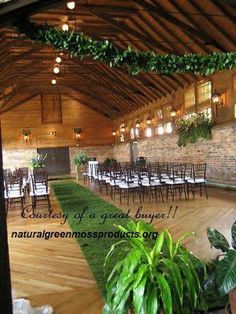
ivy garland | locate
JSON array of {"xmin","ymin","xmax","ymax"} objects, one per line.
[
  {"xmin": 176, "ymin": 112, "xmax": 214, "ymax": 147},
  {"xmin": 18, "ymin": 21, "xmax": 236, "ymax": 76}
]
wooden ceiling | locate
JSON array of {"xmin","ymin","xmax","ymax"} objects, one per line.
[{"xmin": 0, "ymin": 0, "xmax": 236, "ymax": 118}]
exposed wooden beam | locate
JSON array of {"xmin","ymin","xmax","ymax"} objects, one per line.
[
  {"xmin": 130, "ymin": 0, "xmax": 226, "ymax": 51},
  {"xmin": 89, "ymin": 9, "xmax": 173, "ymax": 54}
]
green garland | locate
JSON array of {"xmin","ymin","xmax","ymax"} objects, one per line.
[
  {"xmin": 176, "ymin": 112, "xmax": 214, "ymax": 146},
  {"xmin": 18, "ymin": 21, "xmax": 236, "ymax": 76}
]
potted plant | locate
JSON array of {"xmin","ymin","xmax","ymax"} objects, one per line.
[
  {"xmin": 73, "ymin": 151, "xmax": 88, "ymax": 180},
  {"xmin": 30, "ymin": 153, "xmax": 47, "ymax": 169},
  {"xmin": 103, "ymin": 221, "xmax": 207, "ymax": 314},
  {"xmin": 206, "ymin": 221, "xmax": 236, "ymax": 313}
]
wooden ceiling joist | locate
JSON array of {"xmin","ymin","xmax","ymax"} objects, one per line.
[{"xmin": 0, "ymin": 0, "xmax": 235, "ymax": 118}]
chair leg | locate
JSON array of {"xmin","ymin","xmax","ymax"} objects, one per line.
[
  {"xmin": 184, "ymin": 185, "xmax": 188, "ymax": 200},
  {"xmin": 204, "ymin": 183, "xmax": 208, "ymax": 199},
  {"xmin": 47, "ymin": 195, "xmax": 51, "ymax": 211},
  {"xmin": 20, "ymin": 197, "xmax": 24, "ymax": 210},
  {"xmin": 192, "ymin": 185, "xmax": 196, "ymax": 200}
]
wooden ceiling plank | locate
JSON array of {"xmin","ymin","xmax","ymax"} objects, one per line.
[{"xmin": 131, "ymin": 0, "xmax": 226, "ymax": 51}]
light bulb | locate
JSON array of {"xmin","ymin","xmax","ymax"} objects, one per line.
[
  {"xmin": 55, "ymin": 56, "xmax": 62, "ymax": 63},
  {"xmin": 62, "ymin": 23, "xmax": 69, "ymax": 32},
  {"xmin": 53, "ymin": 66, "xmax": 60, "ymax": 74},
  {"xmin": 51, "ymin": 79, "xmax": 57, "ymax": 85},
  {"xmin": 67, "ymin": 1, "xmax": 75, "ymax": 10}
]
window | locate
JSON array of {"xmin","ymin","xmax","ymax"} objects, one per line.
[
  {"xmin": 184, "ymin": 81, "xmax": 212, "ymax": 113},
  {"xmin": 156, "ymin": 108, "xmax": 163, "ymax": 120},
  {"xmin": 130, "ymin": 128, "xmax": 135, "ymax": 140},
  {"xmin": 146, "ymin": 127, "xmax": 152, "ymax": 138},
  {"xmin": 164, "ymin": 122, "xmax": 173, "ymax": 134},
  {"xmin": 197, "ymin": 81, "xmax": 212, "ymax": 105},
  {"xmin": 163, "ymin": 105, "xmax": 172, "ymax": 119},
  {"xmin": 184, "ymin": 85, "xmax": 196, "ymax": 110},
  {"xmin": 157, "ymin": 124, "xmax": 164, "ymax": 135}
]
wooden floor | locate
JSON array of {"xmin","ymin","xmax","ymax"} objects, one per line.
[
  {"xmin": 7, "ymin": 180, "xmax": 236, "ymax": 313},
  {"xmin": 7, "ymin": 189, "xmax": 103, "ymax": 314}
]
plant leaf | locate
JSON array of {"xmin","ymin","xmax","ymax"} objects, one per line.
[
  {"xmin": 232, "ymin": 221, "xmax": 236, "ymax": 250},
  {"xmin": 133, "ymin": 276, "xmax": 147, "ymax": 314},
  {"xmin": 157, "ymin": 274, "xmax": 172, "ymax": 314},
  {"xmin": 150, "ymin": 231, "xmax": 164, "ymax": 261},
  {"xmin": 216, "ymin": 250, "xmax": 236, "ymax": 296},
  {"xmin": 207, "ymin": 227, "xmax": 230, "ymax": 252},
  {"xmin": 161, "ymin": 258, "xmax": 183, "ymax": 306},
  {"xmin": 146, "ymin": 286, "xmax": 158, "ymax": 314}
]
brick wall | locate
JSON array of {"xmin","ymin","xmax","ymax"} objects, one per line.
[
  {"xmin": 113, "ymin": 123, "xmax": 236, "ymax": 187},
  {"xmin": 69, "ymin": 145, "xmax": 114, "ymax": 174},
  {"xmin": 3, "ymin": 148, "xmax": 37, "ymax": 170},
  {"xmin": 3, "ymin": 145, "xmax": 114, "ymax": 175}
]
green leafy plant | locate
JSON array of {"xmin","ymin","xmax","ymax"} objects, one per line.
[
  {"xmin": 73, "ymin": 151, "xmax": 88, "ymax": 165},
  {"xmin": 104, "ymin": 158, "xmax": 117, "ymax": 167},
  {"xmin": 206, "ymin": 221, "xmax": 236, "ymax": 296},
  {"xmin": 30, "ymin": 153, "xmax": 47, "ymax": 169},
  {"xmin": 103, "ymin": 221, "xmax": 207, "ymax": 314},
  {"xmin": 176, "ymin": 112, "xmax": 214, "ymax": 146},
  {"xmin": 18, "ymin": 21, "xmax": 236, "ymax": 76}
]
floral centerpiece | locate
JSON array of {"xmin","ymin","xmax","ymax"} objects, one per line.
[
  {"xmin": 30, "ymin": 153, "xmax": 47, "ymax": 169},
  {"xmin": 73, "ymin": 152, "xmax": 89, "ymax": 180}
]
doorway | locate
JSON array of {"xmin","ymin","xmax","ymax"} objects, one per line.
[
  {"xmin": 130, "ymin": 142, "xmax": 138, "ymax": 164},
  {"xmin": 37, "ymin": 147, "xmax": 70, "ymax": 176}
]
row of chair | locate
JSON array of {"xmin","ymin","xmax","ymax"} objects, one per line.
[
  {"xmin": 3, "ymin": 167, "xmax": 50, "ymax": 211},
  {"xmin": 83, "ymin": 162, "xmax": 208, "ymax": 205}
]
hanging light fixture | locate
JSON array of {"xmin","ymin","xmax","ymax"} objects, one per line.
[
  {"xmin": 55, "ymin": 56, "xmax": 62, "ymax": 64},
  {"xmin": 135, "ymin": 119, "xmax": 140, "ymax": 128},
  {"xmin": 112, "ymin": 130, "xmax": 116, "ymax": 136},
  {"xmin": 170, "ymin": 106, "xmax": 177, "ymax": 118},
  {"xmin": 51, "ymin": 79, "xmax": 57, "ymax": 85},
  {"xmin": 53, "ymin": 66, "xmax": 60, "ymax": 74},
  {"xmin": 67, "ymin": 1, "xmax": 76, "ymax": 10},
  {"xmin": 62, "ymin": 23, "xmax": 69, "ymax": 32},
  {"xmin": 146, "ymin": 115, "xmax": 152, "ymax": 125}
]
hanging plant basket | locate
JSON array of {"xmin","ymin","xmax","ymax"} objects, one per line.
[{"xmin": 176, "ymin": 112, "xmax": 214, "ymax": 147}]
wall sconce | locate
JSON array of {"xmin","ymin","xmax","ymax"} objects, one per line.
[
  {"xmin": 135, "ymin": 119, "xmax": 141, "ymax": 128},
  {"xmin": 112, "ymin": 130, "xmax": 116, "ymax": 136},
  {"xmin": 146, "ymin": 114, "xmax": 152, "ymax": 125},
  {"xmin": 212, "ymin": 89, "xmax": 224, "ymax": 116},
  {"xmin": 50, "ymin": 131, "xmax": 56, "ymax": 136},
  {"xmin": 22, "ymin": 129, "xmax": 31, "ymax": 143},
  {"xmin": 74, "ymin": 128, "xmax": 82, "ymax": 145},
  {"xmin": 170, "ymin": 106, "xmax": 177, "ymax": 118}
]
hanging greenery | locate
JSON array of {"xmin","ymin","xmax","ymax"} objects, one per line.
[
  {"xmin": 18, "ymin": 21, "xmax": 236, "ymax": 76},
  {"xmin": 176, "ymin": 112, "xmax": 214, "ymax": 147}
]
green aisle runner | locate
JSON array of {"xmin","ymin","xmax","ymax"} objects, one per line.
[{"xmin": 51, "ymin": 180, "xmax": 131, "ymax": 296}]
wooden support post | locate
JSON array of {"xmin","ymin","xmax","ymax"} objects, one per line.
[{"xmin": 0, "ymin": 118, "xmax": 13, "ymax": 314}]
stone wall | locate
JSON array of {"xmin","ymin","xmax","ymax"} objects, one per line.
[
  {"xmin": 69, "ymin": 145, "xmax": 114, "ymax": 174},
  {"xmin": 113, "ymin": 123, "xmax": 236, "ymax": 187}
]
